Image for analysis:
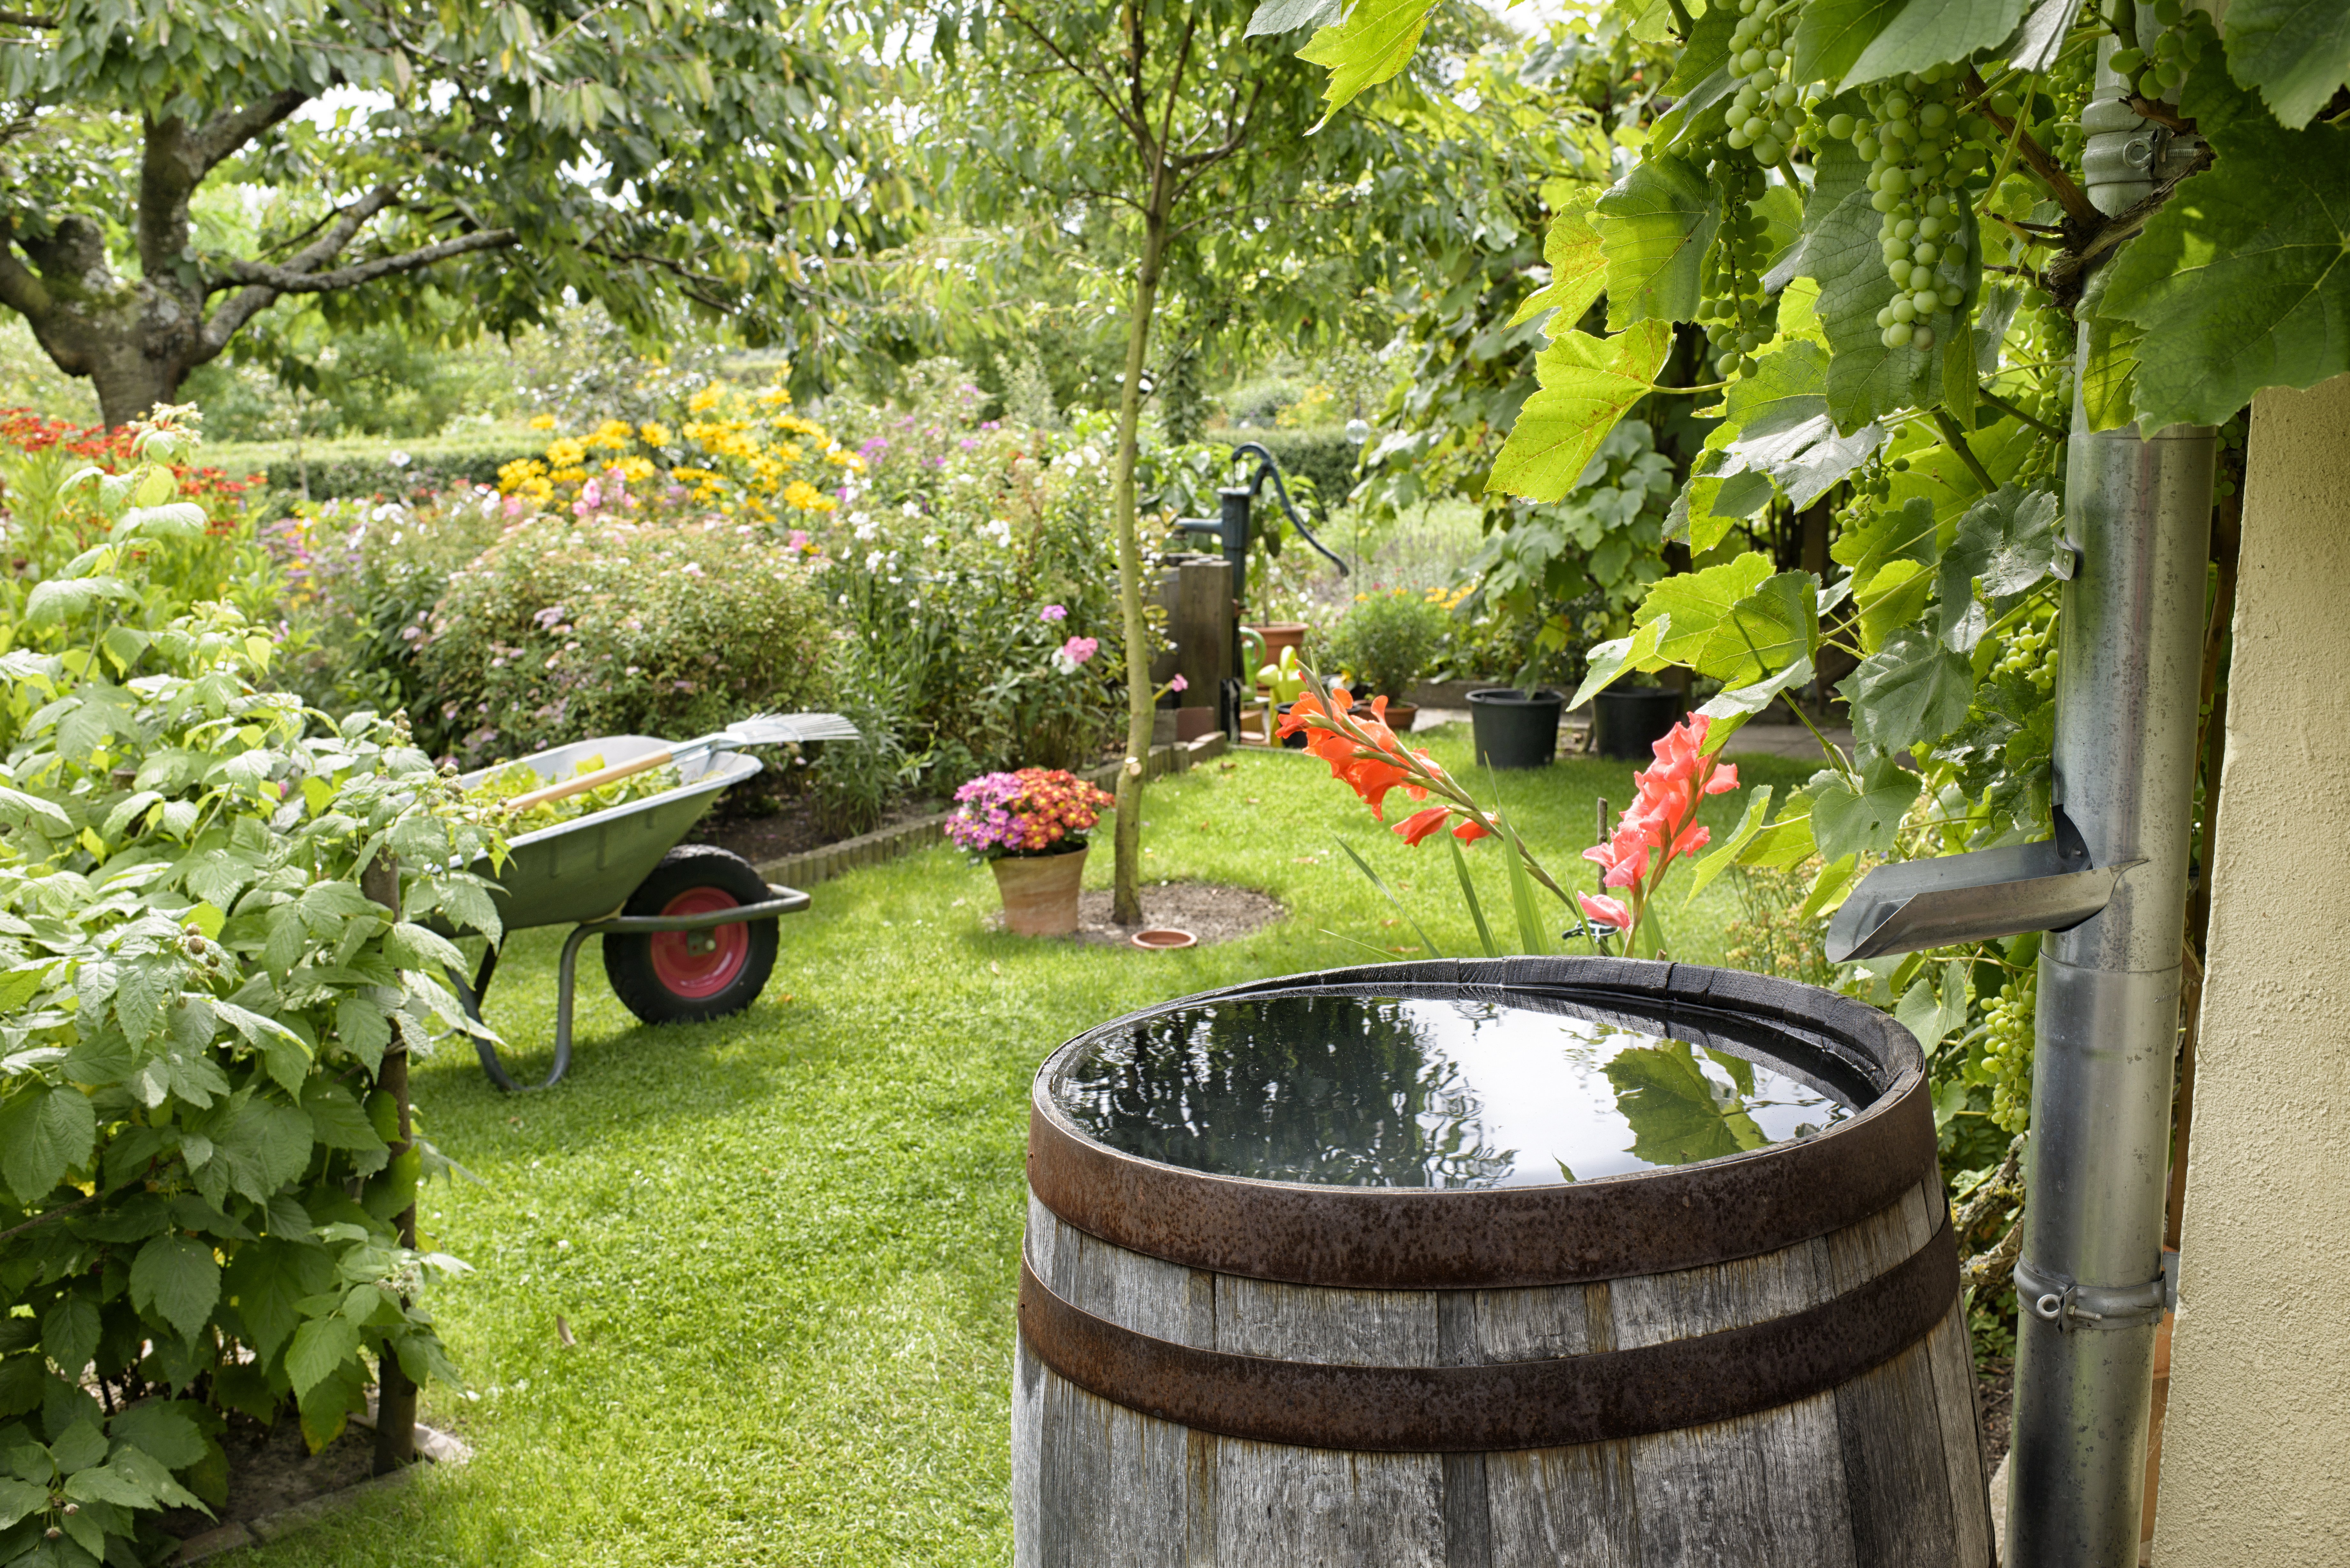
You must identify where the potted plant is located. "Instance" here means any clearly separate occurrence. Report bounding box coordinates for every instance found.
[1257,645,1312,749]
[946,766,1116,935]
[1468,684,1569,768]
[1320,588,1445,733]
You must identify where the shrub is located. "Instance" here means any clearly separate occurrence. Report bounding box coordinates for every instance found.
[414,494,837,763]
[1216,426,1361,509]
[1318,587,1449,702]
[0,417,499,1564]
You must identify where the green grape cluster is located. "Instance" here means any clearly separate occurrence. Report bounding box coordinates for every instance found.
[1816,64,1991,353]
[2214,412,2246,500]
[2110,0,2209,99]
[1696,155,1779,380]
[1992,606,2058,694]
[1720,0,1810,167]
[1980,974,2037,1134]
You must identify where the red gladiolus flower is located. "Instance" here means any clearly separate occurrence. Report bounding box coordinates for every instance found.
[1453,814,1492,844]
[1578,892,1632,931]
[1394,806,1450,846]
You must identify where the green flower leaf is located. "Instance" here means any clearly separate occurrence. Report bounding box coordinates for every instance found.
[1594,155,1720,330]
[2223,0,2350,129]
[2103,116,2350,431]
[1488,321,1674,502]
[1297,0,1439,119]
[129,1234,222,1343]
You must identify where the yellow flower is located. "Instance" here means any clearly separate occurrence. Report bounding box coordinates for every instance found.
[757,384,793,407]
[551,466,588,484]
[640,421,671,447]
[497,456,549,494]
[545,437,587,469]
[528,414,558,431]
[688,387,723,414]
[615,455,656,482]
[782,480,837,513]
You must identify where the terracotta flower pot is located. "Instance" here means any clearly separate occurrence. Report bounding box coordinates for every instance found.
[992,847,1088,936]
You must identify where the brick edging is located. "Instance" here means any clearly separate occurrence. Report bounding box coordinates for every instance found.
[754,733,1229,889]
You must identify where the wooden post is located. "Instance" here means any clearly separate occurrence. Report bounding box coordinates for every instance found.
[362,853,417,1475]
[1172,558,1232,714]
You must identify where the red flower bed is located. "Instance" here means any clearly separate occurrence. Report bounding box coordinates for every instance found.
[0,407,251,536]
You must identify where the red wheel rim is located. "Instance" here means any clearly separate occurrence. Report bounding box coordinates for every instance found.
[649,887,749,999]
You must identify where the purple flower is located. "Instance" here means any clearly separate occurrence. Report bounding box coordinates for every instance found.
[1039,604,1067,623]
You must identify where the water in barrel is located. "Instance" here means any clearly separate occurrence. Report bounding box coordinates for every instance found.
[1045,989,1862,1189]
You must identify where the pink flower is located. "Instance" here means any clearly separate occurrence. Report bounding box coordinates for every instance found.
[1040,604,1067,622]
[1578,893,1632,932]
[1062,636,1096,665]
[1169,674,1188,693]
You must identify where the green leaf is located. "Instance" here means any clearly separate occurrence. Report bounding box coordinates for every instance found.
[1446,833,1499,959]
[1811,756,1924,861]
[38,1297,99,1378]
[1487,321,1674,502]
[1698,656,1817,732]
[1698,571,1820,687]
[302,1081,388,1158]
[2103,116,2350,430]
[1593,156,1720,330]
[384,922,465,972]
[1245,0,1342,37]
[1489,786,1551,957]
[2224,0,2350,128]
[104,1403,205,1470]
[102,1444,204,1513]
[1896,960,1974,1052]
[62,1459,152,1508]
[128,1235,221,1343]
[0,1475,46,1529]
[1297,0,1438,119]
[1801,184,1979,429]
[1935,485,2062,651]
[1840,626,1976,752]
[1796,853,1864,919]
[283,1316,361,1402]
[2077,264,2145,434]
[1635,552,1776,669]
[1510,190,1607,331]
[1682,785,1775,907]
[1568,613,1672,708]
[1841,0,2031,90]
[1332,839,1442,960]
[1832,494,1940,590]
[1790,0,1906,87]
[0,1085,97,1204]
[222,1240,334,1363]
[1857,560,1935,653]
[201,1096,314,1205]
[1699,342,1888,514]
[1604,1042,1769,1166]
[1662,1,1737,94]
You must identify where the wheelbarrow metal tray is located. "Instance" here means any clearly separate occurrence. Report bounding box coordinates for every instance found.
[458,735,761,932]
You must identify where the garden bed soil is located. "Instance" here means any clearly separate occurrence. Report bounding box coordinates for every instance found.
[1070,882,1285,948]
[1977,1353,2013,1476]
[161,1410,470,1562]
[687,794,944,866]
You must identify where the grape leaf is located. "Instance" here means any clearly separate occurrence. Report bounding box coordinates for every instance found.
[1488,320,1673,501]
[1635,552,1778,668]
[1833,494,1940,590]
[1245,0,1343,37]
[1840,625,1976,751]
[1569,613,1673,708]
[1857,560,1934,652]
[1700,341,1891,518]
[1663,1,1738,94]
[2102,116,2350,431]
[2223,0,2350,129]
[1948,485,2063,598]
[1698,572,1820,687]
[1791,0,1907,88]
[1298,0,1438,119]
[1509,189,1605,330]
[1842,0,2031,90]
[1606,1043,1769,1167]
[1811,755,1924,861]
[128,1235,221,1343]
[1593,155,1720,330]
[1803,184,1981,430]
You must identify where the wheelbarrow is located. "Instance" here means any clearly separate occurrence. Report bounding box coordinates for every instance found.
[446,722,848,1090]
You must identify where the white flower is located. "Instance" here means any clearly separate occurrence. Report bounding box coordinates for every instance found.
[921,533,939,548]
[866,550,885,571]
[900,501,922,517]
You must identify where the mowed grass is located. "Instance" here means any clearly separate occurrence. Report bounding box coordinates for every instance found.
[237,731,1818,1568]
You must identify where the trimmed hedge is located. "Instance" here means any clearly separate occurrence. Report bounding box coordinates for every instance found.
[207,430,540,509]
[1215,425,1363,510]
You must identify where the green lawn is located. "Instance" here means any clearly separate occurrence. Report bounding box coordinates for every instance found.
[238,731,1819,1568]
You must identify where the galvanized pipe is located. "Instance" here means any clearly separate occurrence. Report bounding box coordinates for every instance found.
[2006,28,2216,1564]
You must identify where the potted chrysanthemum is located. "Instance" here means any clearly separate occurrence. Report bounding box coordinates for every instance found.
[945,766,1116,936]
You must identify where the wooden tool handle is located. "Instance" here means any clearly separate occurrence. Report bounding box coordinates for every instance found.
[502,747,675,815]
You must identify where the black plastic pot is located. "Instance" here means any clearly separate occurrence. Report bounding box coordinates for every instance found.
[1467,687,1565,769]
[1274,702,1309,750]
[1592,685,1685,759]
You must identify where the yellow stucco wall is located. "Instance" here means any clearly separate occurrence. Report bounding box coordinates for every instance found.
[2152,373,2350,1564]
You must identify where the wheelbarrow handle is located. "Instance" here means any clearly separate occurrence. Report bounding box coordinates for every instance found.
[503,746,677,815]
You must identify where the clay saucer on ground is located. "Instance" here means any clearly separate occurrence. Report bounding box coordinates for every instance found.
[1131,928,1197,950]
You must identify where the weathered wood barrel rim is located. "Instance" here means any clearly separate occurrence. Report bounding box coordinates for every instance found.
[1027,955,1935,1291]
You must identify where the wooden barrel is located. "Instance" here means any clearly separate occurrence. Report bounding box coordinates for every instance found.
[1013,957,1990,1567]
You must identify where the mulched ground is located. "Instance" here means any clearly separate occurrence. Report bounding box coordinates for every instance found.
[157,1412,376,1542]
[1977,1354,2014,1477]
[1070,882,1287,949]
[686,792,945,865]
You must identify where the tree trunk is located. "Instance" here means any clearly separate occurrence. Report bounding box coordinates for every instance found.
[1110,214,1169,927]
[89,351,186,430]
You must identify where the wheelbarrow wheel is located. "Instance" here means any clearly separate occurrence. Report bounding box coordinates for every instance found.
[603,846,779,1025]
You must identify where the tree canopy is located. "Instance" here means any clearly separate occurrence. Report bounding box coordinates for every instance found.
[0,0,905,424]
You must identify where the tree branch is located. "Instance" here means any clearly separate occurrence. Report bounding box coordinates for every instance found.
[225,227,515,296]
[1965,69,2099,228]
[0,8,57,25]
[0,219,54,320]
[183,90,310,177]
[994,0,1144,145]
[2044,141,2215,306]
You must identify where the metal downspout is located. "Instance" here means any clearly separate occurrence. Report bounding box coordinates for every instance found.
[2004,25,2215,1567]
